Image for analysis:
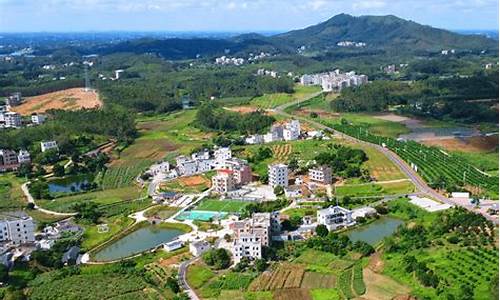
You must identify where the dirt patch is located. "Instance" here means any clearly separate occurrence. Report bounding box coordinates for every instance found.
[225,106,260,114]
[295,108,340,119]
[422,135,499,153]
[372,113,411,123]
[362,268,410,300]
[180,175,210,187]
[368,252,384,273]
[158,253,189,266]
[12,88,102,115]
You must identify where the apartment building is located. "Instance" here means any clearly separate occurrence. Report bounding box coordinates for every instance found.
[0,214,36,245]
[231,212,280,262]
[4,112,22,128]
[268,164,288,188]
[317,206,355,231]
[212,170,236,194]
[5,93,21,108]
[283,120,300,141]
[309,165,333,184]
[219,158,252,185]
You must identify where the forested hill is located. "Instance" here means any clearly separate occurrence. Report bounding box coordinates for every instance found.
[273,14,498,52]
[90,14,497,59]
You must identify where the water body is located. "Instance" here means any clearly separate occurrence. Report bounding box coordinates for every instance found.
[93,226,184,262]
[347,217,404,246]
[48,174,94,194]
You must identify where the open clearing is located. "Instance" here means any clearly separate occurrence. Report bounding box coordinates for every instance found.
[12,88,102,115]
[422,135,498,153]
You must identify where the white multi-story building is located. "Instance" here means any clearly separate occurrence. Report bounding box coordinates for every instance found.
[230,212,280,262]
[309,166,333,184]
[317,206,355,231]
[300,70,368,92]
[191,149,210,161]
[31,114,46,125]
[212,170,236,194]
[40,141,58,153]
[219,158,252,185]
[268,164,288,188]
[0,214,36,245]
[4,112,22,128]
[17,150,31,164]
[5,93,21,108]
[214,147,232,162]
[283,120,300,141]
[232,233,262,262]
[245,134,264,145]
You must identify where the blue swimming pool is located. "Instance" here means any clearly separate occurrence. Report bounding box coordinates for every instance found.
[175,210,228,221]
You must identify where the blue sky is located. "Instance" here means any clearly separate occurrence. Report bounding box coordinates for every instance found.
[0,0,498,32]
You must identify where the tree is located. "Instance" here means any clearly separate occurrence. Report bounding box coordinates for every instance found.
[72,202,102,224]
[202,248,231,269]
[53,163,65,177]
[315,224,329,237]
[273,186,284,197]
[255,259,268,272]
[166,276,180,293]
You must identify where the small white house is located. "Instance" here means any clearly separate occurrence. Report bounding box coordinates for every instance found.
[189,240,211,256]
[40,141,58,153]
[31,114,46,125]
[163,239,183,252]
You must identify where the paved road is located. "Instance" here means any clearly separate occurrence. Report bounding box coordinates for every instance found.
[179,257,200,300]
[274,93,499,224]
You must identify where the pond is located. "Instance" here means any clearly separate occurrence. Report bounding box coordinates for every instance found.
[48,174,94,194]
[93,225,184,262]
[346,217,404,246]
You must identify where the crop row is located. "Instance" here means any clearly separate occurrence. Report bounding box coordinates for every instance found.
[332,123,498,195]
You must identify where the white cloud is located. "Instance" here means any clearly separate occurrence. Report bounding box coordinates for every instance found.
[352,0,387,9]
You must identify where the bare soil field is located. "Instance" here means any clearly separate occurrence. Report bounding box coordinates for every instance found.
[295,108,340,119]
[12,88,102,115]
[179,175,210,187]
[274,288,312,300]
[422,135,499,153]
[372,113,411,123]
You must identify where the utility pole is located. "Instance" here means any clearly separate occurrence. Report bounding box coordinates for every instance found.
[84,65,90,92]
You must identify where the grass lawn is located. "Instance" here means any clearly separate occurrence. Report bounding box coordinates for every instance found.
[81,215,134,251]
[310,288,341,300]
[37,186,142,213]
[187,264,216,289]
[282,207,318,219]
[143,205,178,219]
[250,85,321,109]
[336,181,414,198]
[0,174,26,211]
[196,199,251,213]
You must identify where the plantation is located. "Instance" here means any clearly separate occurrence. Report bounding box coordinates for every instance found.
[101,160,152,189]
[335,180,415,198]
[330,122,499,198]
[272,144,293,162]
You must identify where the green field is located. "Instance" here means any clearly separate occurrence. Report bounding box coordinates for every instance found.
[0,175,26,210]
[196,199,251,213]
[336,180,415,198]
[103,110,208,189]
[37,186,142,213]
[249,85,321,109]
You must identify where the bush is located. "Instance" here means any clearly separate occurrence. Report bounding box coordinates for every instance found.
[202,249,231,270]
[315,224,329,237]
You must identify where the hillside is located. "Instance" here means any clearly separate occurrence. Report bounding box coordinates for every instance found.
[92,14,497,59]
[273,14,498,52]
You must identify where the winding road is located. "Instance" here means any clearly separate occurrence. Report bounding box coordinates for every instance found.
[273,93,499,224]
[21,182,77,217]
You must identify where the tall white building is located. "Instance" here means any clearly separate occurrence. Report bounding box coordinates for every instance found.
[268,164,288,188]
[212,170,236,194]
[283,120,300,141]
[0,214,36,245]
[4,112,22,128]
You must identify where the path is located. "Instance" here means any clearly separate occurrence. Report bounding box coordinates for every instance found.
[179,257,200,300]
[274,93,499,224]
[21,182,77,217]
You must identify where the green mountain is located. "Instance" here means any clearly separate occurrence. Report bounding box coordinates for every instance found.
[93,14,497,59]
[273,13,497,52]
